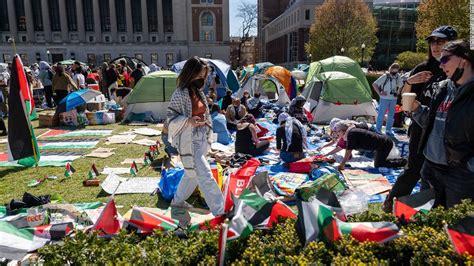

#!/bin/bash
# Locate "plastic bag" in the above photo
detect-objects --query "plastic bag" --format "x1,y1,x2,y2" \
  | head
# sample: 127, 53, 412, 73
337, 189, 369, 215
159, 167, 185, 201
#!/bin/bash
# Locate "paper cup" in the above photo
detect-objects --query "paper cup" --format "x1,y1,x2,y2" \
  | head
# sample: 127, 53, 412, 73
402, 93, 417, 111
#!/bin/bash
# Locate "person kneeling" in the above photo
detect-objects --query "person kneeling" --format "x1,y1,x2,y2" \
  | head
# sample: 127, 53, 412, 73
235, 114, 269, 157
276, 112, 306, 163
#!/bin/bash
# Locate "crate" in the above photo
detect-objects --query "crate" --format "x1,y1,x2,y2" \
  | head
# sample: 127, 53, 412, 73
38, 112, 57, 128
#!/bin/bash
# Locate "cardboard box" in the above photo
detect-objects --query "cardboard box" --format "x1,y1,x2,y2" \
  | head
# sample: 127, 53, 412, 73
38, 112, 57, 128
86, 111, 115, 125
86, 102, 104, 112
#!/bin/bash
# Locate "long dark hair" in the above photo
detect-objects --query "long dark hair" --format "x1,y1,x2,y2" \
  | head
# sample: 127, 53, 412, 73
177, 56, 208, 90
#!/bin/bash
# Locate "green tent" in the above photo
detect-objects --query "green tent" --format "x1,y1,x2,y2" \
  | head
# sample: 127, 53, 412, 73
316, 71, 372, 104
126, 71, 177, 103
306, 56, 371, 95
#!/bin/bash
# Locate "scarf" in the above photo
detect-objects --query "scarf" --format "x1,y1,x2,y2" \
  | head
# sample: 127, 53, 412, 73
285, 117, 307, 151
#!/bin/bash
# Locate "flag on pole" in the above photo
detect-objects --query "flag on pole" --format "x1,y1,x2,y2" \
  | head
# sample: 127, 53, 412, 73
7, 55, 40, 167
295, 197, 341, 246
218, 223, 229, 266
337, 220, 401, 244
189, 215, 226, 231
124, 207, 179, 234
88, 163, 100, 179
91, 197, 121, 236
393, 188, 435, 221
130, 161, 138, 176
64, 162, 76, 178
223, 158, 261, 212
143, 153, 151, 166
445, 214, 474, 256
315, 188, 347, 222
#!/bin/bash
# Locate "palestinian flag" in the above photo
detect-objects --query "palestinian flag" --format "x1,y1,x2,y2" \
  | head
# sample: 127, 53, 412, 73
189, 215, 226, 231
7, 55, 40, 167
393, 188, 435, 221
0, 221, 73, 261
91, 197, 121, 236
218, 223, 229, 266
295, 197, 341, 246
227, 189, 296, 241
337, 220, 401, 243
124, 207, 178, 234
445, 214, 474, 255
315, 188, 347, 222
224, 158, 261, 212
130, 161, 138, 176
143, 153, 152, 166
64, 162, 76, 178
88, 163, 100, 179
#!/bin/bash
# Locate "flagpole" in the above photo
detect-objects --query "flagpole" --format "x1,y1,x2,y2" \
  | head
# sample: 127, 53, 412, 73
218, 222, 229, 266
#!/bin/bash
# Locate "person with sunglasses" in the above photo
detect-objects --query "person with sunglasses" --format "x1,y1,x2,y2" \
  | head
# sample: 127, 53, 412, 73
406, 40, 474, 208
383, 26, 458, 212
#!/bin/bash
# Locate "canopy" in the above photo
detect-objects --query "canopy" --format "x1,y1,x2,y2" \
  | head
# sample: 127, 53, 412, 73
57, 89, 102, 113
126, 71, 178, 104
109, 56, 150, 74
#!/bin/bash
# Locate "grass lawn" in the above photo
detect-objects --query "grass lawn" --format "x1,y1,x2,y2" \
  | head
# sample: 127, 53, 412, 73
0, 111, 166, 212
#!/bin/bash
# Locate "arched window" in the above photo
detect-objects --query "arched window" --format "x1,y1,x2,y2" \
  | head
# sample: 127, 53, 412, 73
201, 12, 213, 27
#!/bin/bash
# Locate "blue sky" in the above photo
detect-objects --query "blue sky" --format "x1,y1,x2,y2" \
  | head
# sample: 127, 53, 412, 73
229, 0, 258, 37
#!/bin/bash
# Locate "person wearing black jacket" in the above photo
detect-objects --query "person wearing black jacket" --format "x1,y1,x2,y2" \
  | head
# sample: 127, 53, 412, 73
383, 26, 458, 212
409, 40, 474, 208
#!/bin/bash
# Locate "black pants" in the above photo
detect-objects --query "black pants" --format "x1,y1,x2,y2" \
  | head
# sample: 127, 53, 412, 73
421, 159, 474, 208
373, 140, 393, 168
54, 90, 69, 106
0, 116, 6, 132
44, 85, 53, 108
387, 122, 426, 201
0, 86, 8, 115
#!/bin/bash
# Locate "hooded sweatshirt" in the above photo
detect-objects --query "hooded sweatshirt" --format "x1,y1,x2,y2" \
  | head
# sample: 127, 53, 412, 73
37, 61, 52, 86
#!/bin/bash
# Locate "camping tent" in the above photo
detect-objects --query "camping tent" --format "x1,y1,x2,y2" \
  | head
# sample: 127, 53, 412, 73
303, 71, 376, 123
109, 56, 150, 74
171, 58, 240, 98
124, 71, 178, 121
265, 66, 298, 100
236, 74, 290, 106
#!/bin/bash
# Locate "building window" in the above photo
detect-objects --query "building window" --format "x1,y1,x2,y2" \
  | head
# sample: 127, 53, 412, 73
151, 53, 158, 64
20, 53, 28, 65
131, 0, 142, 32
104, 36, 111, 43
48, 0, 60, 31
201, 0, 213, 3
15, 0, 26, 31
3, 54, 12, 63
0, 0, 9, 31
162, 0, 173, 32
136, 36, 142, 42
115, 0, 127, 32
21, 35, 27, 42
201, 30, 214, 41
135, 53, 143, 60
166, 53, 173, 66
305, 9, 310, 20
167, 36, 171, 42
120, 36, 127, 42
120, 53, 127, 57
99, 0, 111, 32
66, 0, 78, 31
83, 0, 94, 31
204, 53, 212, 59
88, 36, 95, 43
31, 0, 44, 31
104, 53, 111, 62
147, 0, 158, 32
87, 54, 96, 65
151, 36, 157, 42
201, 12, 213, 26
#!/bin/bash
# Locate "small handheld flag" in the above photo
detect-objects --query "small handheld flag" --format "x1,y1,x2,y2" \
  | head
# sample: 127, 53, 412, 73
64, 162, 76, 178
130, 161, 138, 176
88, 163, 100, 179
143, 153, 152, 166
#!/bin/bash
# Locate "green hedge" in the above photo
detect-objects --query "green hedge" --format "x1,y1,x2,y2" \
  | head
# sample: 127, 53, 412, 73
38, 200, 474, 265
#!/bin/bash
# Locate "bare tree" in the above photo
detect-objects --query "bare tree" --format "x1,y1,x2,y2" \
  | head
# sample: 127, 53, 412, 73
236, 2, 257, 67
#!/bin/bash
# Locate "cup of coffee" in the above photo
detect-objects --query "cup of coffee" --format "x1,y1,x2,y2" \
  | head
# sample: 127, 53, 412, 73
402, 93, 417, 111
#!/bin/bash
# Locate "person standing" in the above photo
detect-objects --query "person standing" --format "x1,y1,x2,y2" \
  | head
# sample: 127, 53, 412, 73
166, 56, 224, 216
105, 64, 119, 100
373, 63, 403, 135
383, 25, 458, 212
52, 65, 77, 105
408, 40, 474, 208
37, 61, 54, 108
130, 63, 145, 87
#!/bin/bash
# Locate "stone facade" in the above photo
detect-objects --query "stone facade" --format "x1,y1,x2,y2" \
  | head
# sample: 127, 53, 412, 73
0, 0, 230, 67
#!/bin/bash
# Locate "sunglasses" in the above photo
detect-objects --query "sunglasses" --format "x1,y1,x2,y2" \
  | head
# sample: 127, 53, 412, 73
439, 54, 454, 65
429, 38, 447, 45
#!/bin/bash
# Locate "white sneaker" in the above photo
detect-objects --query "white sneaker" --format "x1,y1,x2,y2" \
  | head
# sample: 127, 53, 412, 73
170, 199, 194, 209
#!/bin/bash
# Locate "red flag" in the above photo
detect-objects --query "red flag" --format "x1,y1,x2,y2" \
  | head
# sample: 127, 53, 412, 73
445, 215, 474, 255
223, 158, 260, 212
92, 197, 120, 236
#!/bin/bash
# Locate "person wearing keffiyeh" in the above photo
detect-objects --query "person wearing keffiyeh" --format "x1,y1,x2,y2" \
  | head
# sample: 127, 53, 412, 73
276, 112, 307, 163
288, 95, 309, 124
166, 56, 224, 216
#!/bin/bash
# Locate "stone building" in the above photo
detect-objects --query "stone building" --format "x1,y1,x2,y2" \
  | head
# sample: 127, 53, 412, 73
0, 0, 230, 67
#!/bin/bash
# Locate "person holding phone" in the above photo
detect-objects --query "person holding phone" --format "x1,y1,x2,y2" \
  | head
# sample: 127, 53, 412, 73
166, 56, 224, 216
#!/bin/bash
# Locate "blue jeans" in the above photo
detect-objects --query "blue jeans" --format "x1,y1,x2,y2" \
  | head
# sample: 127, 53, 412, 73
376, 98, 397, 133
280, 151, 305, 163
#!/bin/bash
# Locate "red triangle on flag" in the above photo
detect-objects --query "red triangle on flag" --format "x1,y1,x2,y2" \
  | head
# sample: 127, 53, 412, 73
92, 197, 120, 236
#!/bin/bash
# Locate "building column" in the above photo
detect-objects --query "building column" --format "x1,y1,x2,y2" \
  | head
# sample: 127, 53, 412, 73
6, 0, 18, 41
92, 0, 101, 42
125, 0, 133, 41
76, 0, 86, 42
24, 0, 35, 42
109, 0, 118, 42
140, 0, 148, 42
58, 0, 69, 41
157, 0, 164, 42
41, 0, 52, 42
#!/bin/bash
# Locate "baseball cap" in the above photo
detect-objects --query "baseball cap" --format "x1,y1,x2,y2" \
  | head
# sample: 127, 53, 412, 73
426, 25, 458, 41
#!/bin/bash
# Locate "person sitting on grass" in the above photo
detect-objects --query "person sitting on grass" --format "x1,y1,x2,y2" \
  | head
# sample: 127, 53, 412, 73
323, 121, 406, 171
235, 114, 270, 157
211, 104, 231, 145
225, 98, 247, 131
276, 112, 307, 163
